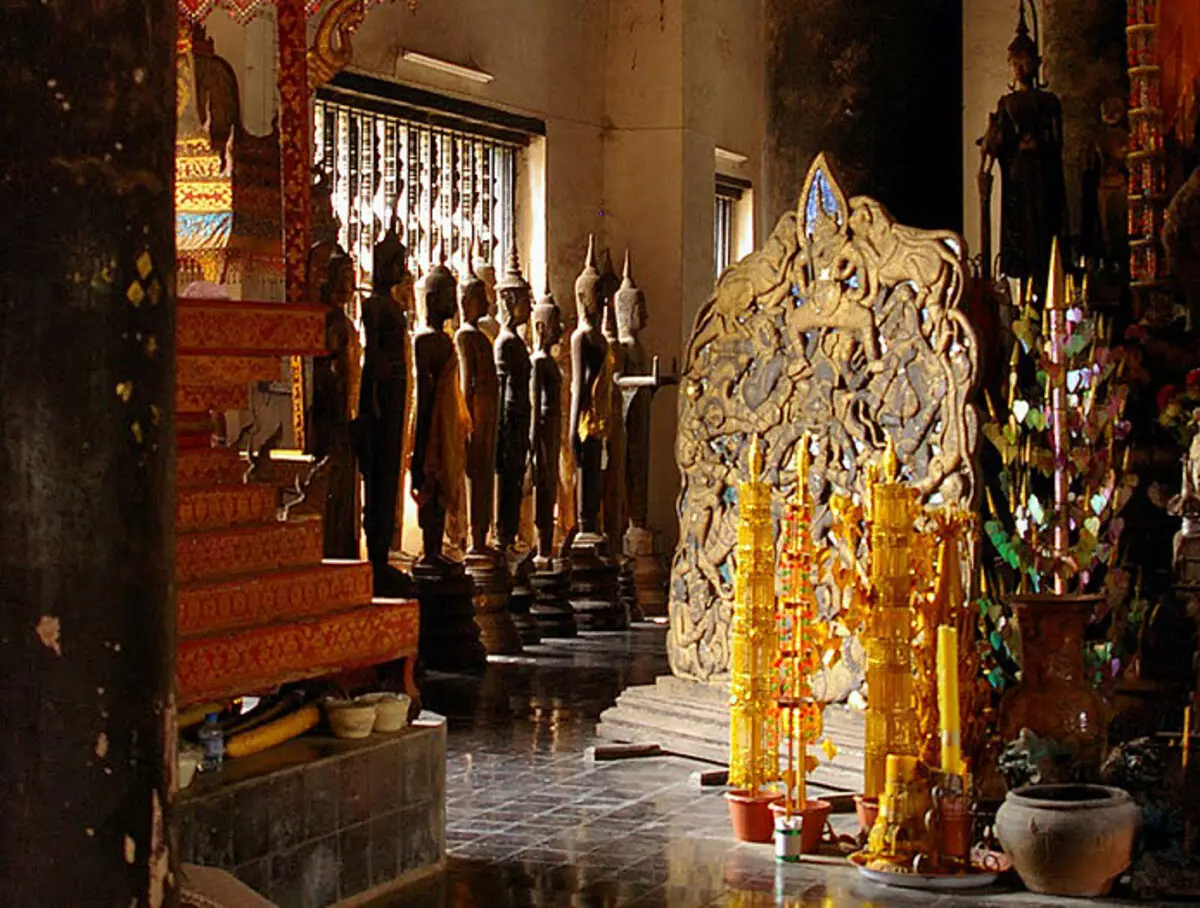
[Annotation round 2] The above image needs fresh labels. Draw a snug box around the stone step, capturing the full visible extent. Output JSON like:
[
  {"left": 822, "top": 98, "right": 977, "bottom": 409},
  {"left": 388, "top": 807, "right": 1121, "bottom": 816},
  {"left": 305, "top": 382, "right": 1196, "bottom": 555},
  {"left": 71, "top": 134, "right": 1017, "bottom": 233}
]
[
  {"left": 596, "top": 677, "right": 867, "bottom": 793},
  {"left": 177, "top": 597, "right": 419, "bottom": 706},
  {"left": 176, "top": 516, "right": 323, "bottom": 585},
  {"left": 179, "top": 560, "right": 373, "bottom": 637},
  {"left": 176, "top": 446, "right": 245, "bottom": 489},
  {"left": 177, "top": 483, "right": 277, "bottom": 533},
  {"left": 594, "top": 712, "right": 863, "bottom": 792}
]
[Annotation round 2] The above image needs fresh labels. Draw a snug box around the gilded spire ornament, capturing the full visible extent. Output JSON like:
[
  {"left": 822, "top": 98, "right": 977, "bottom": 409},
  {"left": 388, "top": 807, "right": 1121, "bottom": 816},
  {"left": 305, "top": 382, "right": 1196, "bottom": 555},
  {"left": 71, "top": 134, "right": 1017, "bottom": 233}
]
[
  {"left": 863, "top": 437, "right": 920, "bottom": 798},
  {"left": 728, "top": 435, "right": 779, "bottom": 798},
  {"left": 777, "top": 435, "right": 831, "bottom": 820}
]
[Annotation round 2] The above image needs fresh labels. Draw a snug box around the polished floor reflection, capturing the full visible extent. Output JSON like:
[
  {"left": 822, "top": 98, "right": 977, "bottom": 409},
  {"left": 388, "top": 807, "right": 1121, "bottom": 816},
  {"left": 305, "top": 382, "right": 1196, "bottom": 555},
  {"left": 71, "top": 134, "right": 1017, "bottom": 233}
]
[{"left": 373, "top": 626, "right": 1158, "bottom": 907}]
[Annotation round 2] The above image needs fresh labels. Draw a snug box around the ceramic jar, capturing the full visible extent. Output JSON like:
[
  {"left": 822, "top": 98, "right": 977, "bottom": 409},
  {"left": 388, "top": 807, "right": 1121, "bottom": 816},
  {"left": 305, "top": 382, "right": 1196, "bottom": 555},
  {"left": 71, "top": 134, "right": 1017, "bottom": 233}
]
[
  {"left": 1001, "top": 593, "right": 1107, "bottom": 779},
  {"left": 995, "top": 783, "right": 1141, "bottom": 897}
]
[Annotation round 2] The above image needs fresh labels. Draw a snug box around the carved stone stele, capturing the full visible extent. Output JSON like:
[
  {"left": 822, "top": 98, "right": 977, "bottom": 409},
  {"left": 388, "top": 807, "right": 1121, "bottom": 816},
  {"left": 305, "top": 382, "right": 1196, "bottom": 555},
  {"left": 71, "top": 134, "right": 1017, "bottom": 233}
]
[{"left": 668, "top": 154, "right": 979, "bottom": 685}]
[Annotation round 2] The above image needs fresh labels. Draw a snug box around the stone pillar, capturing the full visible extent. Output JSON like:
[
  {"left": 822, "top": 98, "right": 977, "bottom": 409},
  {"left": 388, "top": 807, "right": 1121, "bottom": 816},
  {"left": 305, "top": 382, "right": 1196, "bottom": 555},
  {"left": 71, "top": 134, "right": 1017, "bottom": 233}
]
[
  {"left": 0, "top": 2, "right": 178, "bottom": 905},
  {"left": 764, "top": 0, "right": 963, "bottom": 232}
]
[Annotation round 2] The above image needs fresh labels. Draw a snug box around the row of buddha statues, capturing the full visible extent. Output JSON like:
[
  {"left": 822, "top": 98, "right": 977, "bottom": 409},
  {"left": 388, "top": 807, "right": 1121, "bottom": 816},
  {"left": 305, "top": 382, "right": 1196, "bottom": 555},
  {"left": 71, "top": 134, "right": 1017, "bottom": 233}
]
[{"left": 307, "top": 221, "right": 674, "bottom": 651}]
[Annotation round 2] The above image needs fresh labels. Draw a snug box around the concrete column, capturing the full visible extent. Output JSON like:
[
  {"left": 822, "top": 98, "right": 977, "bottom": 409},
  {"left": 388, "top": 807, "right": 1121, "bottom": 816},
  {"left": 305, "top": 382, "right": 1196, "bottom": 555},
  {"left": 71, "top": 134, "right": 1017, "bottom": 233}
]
[
  {"left": 0, "top": 1, "right": 178, "bottom": 905},
  {"left": 764, "top": 0, "right": 963, "bottom": 232}
]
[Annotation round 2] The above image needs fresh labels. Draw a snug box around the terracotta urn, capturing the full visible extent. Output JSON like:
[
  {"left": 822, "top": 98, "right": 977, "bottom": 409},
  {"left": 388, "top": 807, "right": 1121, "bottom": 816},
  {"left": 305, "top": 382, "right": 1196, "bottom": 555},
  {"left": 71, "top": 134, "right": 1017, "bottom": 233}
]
[
  {"left": 770, "top": 798, "right": 832, "bottom": 855},
  {"left": 995, "top": 784, "right": 1141, "bottom": 897},
  {"left": 1001, "top": 593, "right": 1107, "bottom": 779},
  {"left": 725, "top": 789, "right": 779, "bottom": 843}
]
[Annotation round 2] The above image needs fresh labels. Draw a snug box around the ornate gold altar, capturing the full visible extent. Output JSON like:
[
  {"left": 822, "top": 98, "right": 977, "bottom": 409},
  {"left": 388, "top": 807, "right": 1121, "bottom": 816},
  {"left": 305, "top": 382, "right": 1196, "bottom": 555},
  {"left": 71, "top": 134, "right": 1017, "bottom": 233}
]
[{"left": 669, "top": 154, "right": 980, "bottom": 687}]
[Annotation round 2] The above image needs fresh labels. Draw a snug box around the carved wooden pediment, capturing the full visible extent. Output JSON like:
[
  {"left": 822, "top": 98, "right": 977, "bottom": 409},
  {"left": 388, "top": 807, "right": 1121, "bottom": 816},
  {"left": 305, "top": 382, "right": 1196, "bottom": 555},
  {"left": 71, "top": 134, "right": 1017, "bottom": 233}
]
[{"left": 669, "top": 154, "right": 979, "bottom": 685}]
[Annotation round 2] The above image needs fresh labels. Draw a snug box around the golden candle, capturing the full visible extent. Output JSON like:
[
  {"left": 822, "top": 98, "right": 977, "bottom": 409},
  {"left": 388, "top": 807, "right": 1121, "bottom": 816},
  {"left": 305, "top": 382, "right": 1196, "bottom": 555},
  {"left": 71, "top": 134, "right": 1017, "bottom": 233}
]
[
  {"left": 936, "top": 624, "right": 963, "bottom": 776},
  {"left": 1184, "top": 707, "right": 1192, "bottom": 771}
]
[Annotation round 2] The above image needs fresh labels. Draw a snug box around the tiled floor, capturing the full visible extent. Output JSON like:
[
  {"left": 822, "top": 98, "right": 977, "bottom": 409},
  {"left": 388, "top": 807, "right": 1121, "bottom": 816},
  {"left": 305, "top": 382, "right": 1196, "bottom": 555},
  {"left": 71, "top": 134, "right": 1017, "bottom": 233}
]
[{"left": 374, "top": 625, "right": 1165, "bottom": 907}]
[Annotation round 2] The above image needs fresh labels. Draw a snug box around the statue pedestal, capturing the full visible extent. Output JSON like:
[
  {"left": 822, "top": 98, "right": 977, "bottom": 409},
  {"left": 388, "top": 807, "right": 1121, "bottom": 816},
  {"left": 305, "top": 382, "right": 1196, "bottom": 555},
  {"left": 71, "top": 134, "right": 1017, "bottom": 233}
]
[
  {"left": 464, "top": 552, "right": 522, "bottom": 656},
  {"left": 505, "top": 549, "right": 541, "bottom": 647},
  {"left": 624, "top": 526, "right": 669, "bottom": 619},
  {"left": 414, "top": 560, "right": 487, "bottom": 672},
  {"left": 1175, "top": 528, "right": 1200, "bottom": 585},
  {"left": 617, "top": 554, "right": 641, "bottom": 623},
  {"left": 530, "top": 559, "right": 575, "bottom": 638},
  {"left": 568, "top": 532, "right": 624, "bottom": 631}
]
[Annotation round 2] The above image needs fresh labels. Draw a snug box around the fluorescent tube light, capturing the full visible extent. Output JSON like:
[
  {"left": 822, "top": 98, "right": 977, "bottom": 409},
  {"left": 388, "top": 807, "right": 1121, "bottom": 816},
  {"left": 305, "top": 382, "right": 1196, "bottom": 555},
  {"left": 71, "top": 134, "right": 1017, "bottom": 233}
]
[{"left": 400, "top": 50, "right": 493, "bottom": 84}]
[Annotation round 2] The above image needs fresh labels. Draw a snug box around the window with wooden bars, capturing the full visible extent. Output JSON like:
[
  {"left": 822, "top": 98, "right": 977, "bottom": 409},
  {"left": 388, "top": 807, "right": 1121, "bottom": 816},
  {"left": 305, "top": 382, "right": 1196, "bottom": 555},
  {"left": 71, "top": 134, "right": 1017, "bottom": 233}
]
[
  {"left": 714, "top": 174, "right": 751, "bottom": 280},
  {"left": 313, "top": 82, "right": 529, "bottom": 315}
]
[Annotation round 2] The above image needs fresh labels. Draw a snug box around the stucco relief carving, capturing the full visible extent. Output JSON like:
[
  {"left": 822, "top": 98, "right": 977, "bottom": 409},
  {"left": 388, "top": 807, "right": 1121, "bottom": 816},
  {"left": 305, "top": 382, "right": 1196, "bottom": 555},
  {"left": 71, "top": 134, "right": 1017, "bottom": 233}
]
[{"left": 668, "top": 154, "right": 979, "bottom": 685}]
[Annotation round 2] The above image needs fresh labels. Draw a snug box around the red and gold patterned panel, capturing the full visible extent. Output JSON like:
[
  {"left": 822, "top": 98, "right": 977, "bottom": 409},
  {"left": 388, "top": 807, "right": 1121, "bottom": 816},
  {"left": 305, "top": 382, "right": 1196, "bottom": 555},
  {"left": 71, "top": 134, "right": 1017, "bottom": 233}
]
[
  {"left": 176, "top": 600, "right": 420, "bottom": 706},
  {"left": 177, "top": 380, "right": 254, "bottom": 416},
  {"left": 178, "top": 298, "right": 325, "bottom": 356},
  {"left": 179, "top": 561, "right": 372, "bottom": 636},
  {"left": 176, "top": 516, "right": 323, "bottom": 585},
  {"left": 178, "top": 352, "right": 284, "bottom": 388},
  {"left": 178, "top": 484, "right": 277, "bottom": 532},
  {"left": 177, "top": 447, "right": 245, "bottom": 489}
]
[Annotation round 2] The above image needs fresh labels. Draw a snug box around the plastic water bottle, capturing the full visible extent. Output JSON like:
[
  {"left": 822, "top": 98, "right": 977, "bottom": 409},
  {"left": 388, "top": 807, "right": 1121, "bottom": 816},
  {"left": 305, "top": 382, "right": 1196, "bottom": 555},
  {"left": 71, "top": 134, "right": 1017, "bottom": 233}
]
[{"left": 198, "top": 713, "right": 224, "bottom": 772}]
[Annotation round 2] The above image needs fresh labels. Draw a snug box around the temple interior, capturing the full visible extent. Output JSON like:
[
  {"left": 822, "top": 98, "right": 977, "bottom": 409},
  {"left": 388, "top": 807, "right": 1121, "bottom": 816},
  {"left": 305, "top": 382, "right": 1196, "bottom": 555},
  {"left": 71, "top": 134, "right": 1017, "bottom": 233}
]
[{"left": 12, "top": 0, "right": 1200, "bottom": 905}]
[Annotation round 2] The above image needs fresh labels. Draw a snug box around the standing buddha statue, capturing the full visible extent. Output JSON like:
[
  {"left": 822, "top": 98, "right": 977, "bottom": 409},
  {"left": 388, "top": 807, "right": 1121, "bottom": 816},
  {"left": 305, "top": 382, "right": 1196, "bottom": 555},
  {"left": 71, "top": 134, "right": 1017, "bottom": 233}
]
[
  {"left": 493, "top": 246, "right": 534, "bottom": 553},
  {"left": 570, "top": 236, "right": 611, "bottom": 542},
  {"left": 978, "top": 0, "right": 1067, "bottom": 285},
  {"left": 599, "top": 248, "right": 625, "bottom": 548},
  {"left": 311, "top": 248, "right": 362, "bottom": 559},
  {"left": 357, "top": 225, "right": 413, "bottom": 594},
  {"left": 411, "top": 255, "right": 470, "bottom": 572},
  {"left": 455, "top": 260, "right": 499, "bottom": 558},
  {"left": 531, "top": 280, "right": 564, "bottom": 568}
]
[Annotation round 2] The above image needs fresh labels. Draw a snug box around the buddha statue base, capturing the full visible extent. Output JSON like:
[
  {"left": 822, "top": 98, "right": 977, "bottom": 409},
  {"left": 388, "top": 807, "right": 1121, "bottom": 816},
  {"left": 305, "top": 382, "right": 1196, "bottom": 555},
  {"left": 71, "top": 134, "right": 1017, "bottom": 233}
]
[
  {"left": 568, "top": 533, "right": 625, "bottom": 631},
  {"left": 505, "top": 548, "right": 541, "bottom": 647},
  {"left": 413, "top": 559, "right": 487, "bottom": 672},
  {"left": 530, "top": 559, "right": 576, "bottom": 638},
  {"left": 618, "top": 553, "right": 641, "bottom": 623},
  {"left": 623, "top": 526, "right": 668, "bottom": 619},
  {"left": 464, "top": 551, "right": 522, "bottom": 656}
]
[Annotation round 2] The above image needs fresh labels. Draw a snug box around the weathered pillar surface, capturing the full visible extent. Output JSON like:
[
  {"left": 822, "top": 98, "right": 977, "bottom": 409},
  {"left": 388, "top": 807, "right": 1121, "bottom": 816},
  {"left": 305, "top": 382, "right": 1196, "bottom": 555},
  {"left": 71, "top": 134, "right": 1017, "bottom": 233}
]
[
  {"left": 0, "top": 2, "right": 178, "bottom": 905},
  {"left": 764, "top": 0, "right": 963, "bottom": 233}
]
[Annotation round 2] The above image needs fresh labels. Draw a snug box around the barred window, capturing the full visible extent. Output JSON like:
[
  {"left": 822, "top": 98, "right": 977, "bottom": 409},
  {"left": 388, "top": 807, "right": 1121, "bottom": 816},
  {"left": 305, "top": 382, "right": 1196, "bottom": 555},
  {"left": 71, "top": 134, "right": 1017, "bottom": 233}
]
[
  {"left": 714, "top": 174, "right": 751, "bottom": 280},
  {"left": 714, "top": 192, "right": 734, "bottom": 279},
  {"left": 313, "top": 79, "right": 531, "bottom": 313}
]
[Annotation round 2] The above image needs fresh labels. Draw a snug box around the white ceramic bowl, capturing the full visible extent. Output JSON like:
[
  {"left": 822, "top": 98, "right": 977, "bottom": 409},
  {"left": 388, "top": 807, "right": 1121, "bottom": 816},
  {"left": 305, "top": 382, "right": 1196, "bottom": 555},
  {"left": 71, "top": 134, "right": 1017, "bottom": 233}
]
[
  {"left": 323, "top": 698, "right": 377, "bottom": 739},
  {"left": 356, "top": 692, "right": 411, "bottom": 732}
]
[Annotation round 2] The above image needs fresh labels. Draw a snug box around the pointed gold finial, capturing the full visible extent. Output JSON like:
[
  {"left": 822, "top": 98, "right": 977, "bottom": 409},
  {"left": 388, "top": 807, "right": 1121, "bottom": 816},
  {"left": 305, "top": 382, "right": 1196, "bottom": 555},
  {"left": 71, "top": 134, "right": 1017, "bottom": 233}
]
[
  {"left": 795, "top": 436, "right": 811, "bottom": 503},
  {"left": 881, "top": 435, "right": 898, "bottom": 482},
  {"left": 1046, "top": 236, "right": 1066, "bottom": 313},
  {"left": 748, "top": 434, "right": 764, "bottom": 479}
]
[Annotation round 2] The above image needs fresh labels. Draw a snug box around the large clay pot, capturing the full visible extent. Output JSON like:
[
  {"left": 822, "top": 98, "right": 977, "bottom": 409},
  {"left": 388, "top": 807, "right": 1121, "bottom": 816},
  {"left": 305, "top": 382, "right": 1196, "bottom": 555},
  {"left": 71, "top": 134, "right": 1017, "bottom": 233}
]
[
  {"left": 1001, "top": 593, "right": 1107, "bottom": 780},
  {"left": 725, "top": 789, "right": 778, "bottom": 843},
  {"left": 770, "top": 798, "right": 832, "bottom": 854},
  {"left": 995, "top": 784, "right": 1141, "bottom": 897}
]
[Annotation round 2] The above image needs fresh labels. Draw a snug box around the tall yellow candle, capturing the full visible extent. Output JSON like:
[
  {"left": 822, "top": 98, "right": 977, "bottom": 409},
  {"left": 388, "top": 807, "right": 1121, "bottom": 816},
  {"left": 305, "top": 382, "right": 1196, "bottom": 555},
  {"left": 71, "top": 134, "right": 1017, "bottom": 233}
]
[{"left": 936, "top": 624, "right": 963, "bottom": 776}]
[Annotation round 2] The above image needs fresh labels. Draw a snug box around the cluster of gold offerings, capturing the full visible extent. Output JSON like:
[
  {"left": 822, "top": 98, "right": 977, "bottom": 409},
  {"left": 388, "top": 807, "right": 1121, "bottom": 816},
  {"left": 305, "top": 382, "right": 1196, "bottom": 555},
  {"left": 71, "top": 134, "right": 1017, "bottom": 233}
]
[
  {"left": 728, "top": 432, "right": 979, "bottom": 873},
  {"left": 847, "top": 443, "right": 977, "bottom": 875}
]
